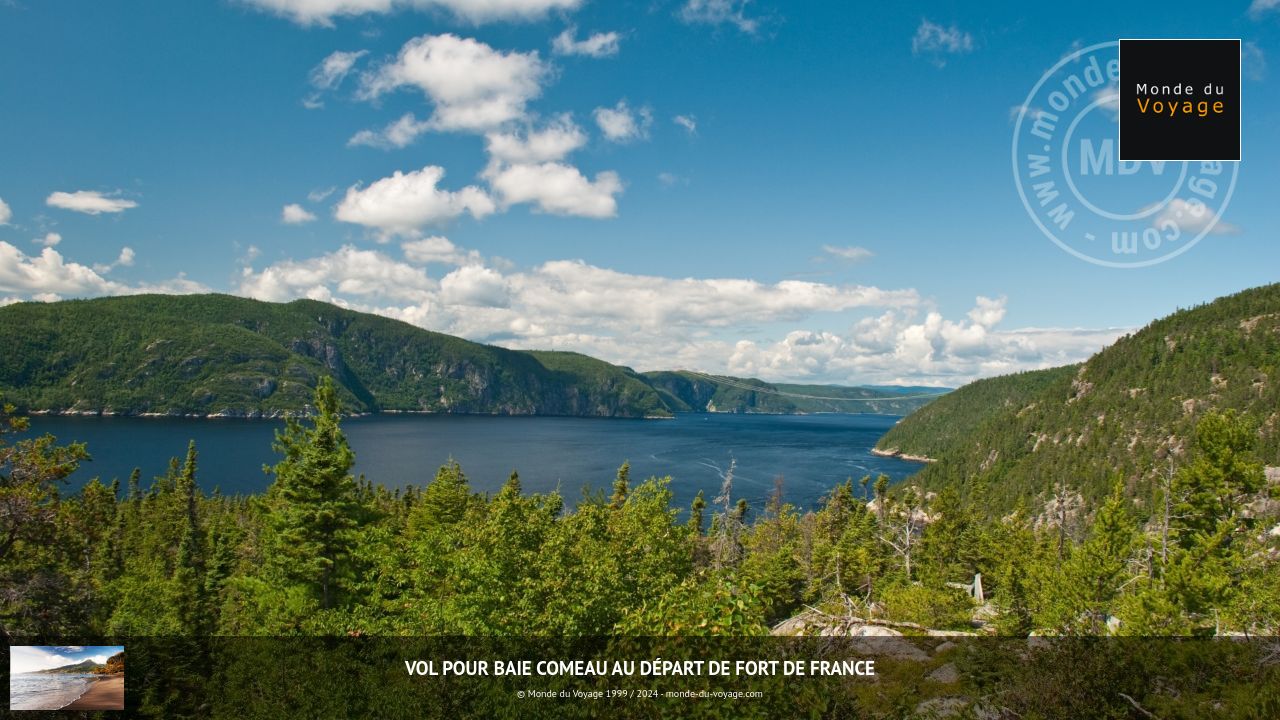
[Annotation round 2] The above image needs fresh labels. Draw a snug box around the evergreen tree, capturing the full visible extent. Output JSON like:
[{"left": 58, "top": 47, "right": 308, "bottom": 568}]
[
  {"left": 1059, "top": 481, "right": 1136, "bottom": 634},
  {"left": 0, "top": 399, "right": 90, "bottom": 638},
  {"left": 1123, "top": 411, "right": 1268, "bottom": 634},
  {"left": 264, "top": 377, "right": 359, "bottom": 610},
  {"left": 688, "top": 490, "right": 706, "bottom": 536},
  {"left": 411, "top": 460, "right": 471, "bottom": 534},
  {"left": 609, "top": 461, "right": 630, "bottom": 509},
  {"left": 172, "top": 441, "right": 208, "bottom": 632},
  {"left": 1170, "top": 410, "right": 1265, "bottom": 546}
]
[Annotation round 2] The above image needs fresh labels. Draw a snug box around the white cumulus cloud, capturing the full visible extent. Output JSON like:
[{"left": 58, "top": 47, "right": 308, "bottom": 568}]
[
  {"left": 35, "top": 232, "right": 62, "bottom": 247},
  {"left": 680, "top": 0, "right": 759, "bottom": 33},
  {"left": 1250, "top": 0, "right": 1280, "bottom": 18},
  {"left": 552, "top": 26, "right": 621, "bottom": 57},
  {"left": 233, "top": 240, "right": 1120, "bottom": 385},
  {"left": 485, "top": 162, "right": 621, "bottom": 217},
  {"left": 347, "top": 113, "right": 433, "bottom": 149},
  {"left": 239, "top": 244, "right": 436, "bottom": 304},
  {"left": 335, "top": 165, "right": 495, "bottom": 238},
  {"left": 310, "top": 49, "right": 368, "bottom": 89},
  {"left": 94, "top": 247, "right": 137, "bottom": 273},
  {"left": 1244, "top": 41, "right": 1267, "bottom": 81},
  {"left": 304, "top": 49, "right": 368, "bottom": 108},
  {"left": 402, "top": 235, "right": 478, "bottom": 265},
  {"left": 242, "top": 0, "right": 583, "bottom": 26},
  {"left": 484, "top": 114, "right": 587, "bottom": 164},
  {"left": 282, "top": 203, "right": 318, "bottom": 224},
  {"left": 440, "top": 264, "right": 510, "bottom": 306},
  {"left": 673, "top": 114, "right": 697, "bottom": 135},
  {"left": 308, "top": 187, "right": 336, "bottom": 203},
  {"left": 593, "top": 100, "right": 652, "bottom": 143},
  {"left": 0, "top": 242, "right": 203, "bottom": 299},
  {"left": 46, "top": 191, "right": 138, "bottom": 215},
  {"left": 0, "top": 197, "right": 10, "bottom": 225},
  {"left": 912, "top": 19, "right": 973, "bottom": 66},
  {"left": 727, "top": 297, "right": 1122, "bottom": 386},
  {"left": 1149, "top": 198, "right": 1240, "bottom": 236},
  {"left": 821, "top": 245, "right": 873, "bottom": 263},
  {"left": 359, "top": 34, "right": 549, "bottom": 133}
]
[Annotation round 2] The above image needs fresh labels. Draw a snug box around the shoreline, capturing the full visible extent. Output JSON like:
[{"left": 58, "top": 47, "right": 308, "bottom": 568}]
[
  {"left": 61, "top": 674, "right": 124, "bottom": 711},
  {"left": 21, "top": 408, "right": 915, "bottom": 421},
  {"left": 870, "top": 447, "right": 936, "bottom": 463}
]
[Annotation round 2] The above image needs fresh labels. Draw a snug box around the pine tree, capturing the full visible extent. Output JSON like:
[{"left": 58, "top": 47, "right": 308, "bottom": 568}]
[
  {"left": 503, "top": 470, "right": 521, "bottom": 497},
  {"left": 1127, "top": 411, "right": 1267, "bottom": 634},
  {"left": 687, "top": 490, "right": 706, "bottom": 536},
  {"left": 1170, "top": 410, "right": 1265, "bottom": 547},
  {"left": 1061, "top": 481, "right": 1135, "bottom": 634},
  {"left": 172, "top": 441, "right": 207, "bottom": 632},
  {"left": 411, "top": 460, "right": 471, "bottom": 533},
  {"left": 610, "top": 461, "right": 631, "bottom": 509},
  {"left": 0, "top": 399, "right": 90, "bottom": 637},
  {"left": 264, "top": 377, "right": 359, "bottom": 610}
]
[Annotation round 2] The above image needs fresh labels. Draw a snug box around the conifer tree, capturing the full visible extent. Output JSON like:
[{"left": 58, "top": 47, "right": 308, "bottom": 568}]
[
  {"left": 610, "top": 461, "right": 631, "bottom": 509},
  {"left": 173, "top": 441, "right": 207, "bottom": 632},
  {"left": 1170, "top": 410, "right": 1265, "bottom": 546},
  {"left": 1060, "top": 481, "right": 1135, "bottom": 634},
  {"left": 688, "top": 490, "right": 706, "bottom": 536},
  {"left": 264, "top": 377, "right": 359, "bottom": 610},
  {"left": 412, "top": 460, "right": 471, "bottom": 533}
]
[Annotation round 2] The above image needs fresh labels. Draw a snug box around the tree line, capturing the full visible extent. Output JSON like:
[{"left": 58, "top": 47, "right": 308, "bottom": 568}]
[{"left": 2, "top": 378, "right": 1277, "bottom": 643}]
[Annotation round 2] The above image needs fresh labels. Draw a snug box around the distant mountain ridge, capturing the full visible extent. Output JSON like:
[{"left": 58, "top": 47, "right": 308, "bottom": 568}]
[
  {"left": 0, "top": 294, "right": 942, "bottom": 419},
  {"left": 36, "top": 660, "right": 103, "bottom": 674},
  {"left": 644, "top": 371, "right": 946, "bottom": 415},
  {"left": 877, "top": 283, "right": 1280, "bottom": 510}
]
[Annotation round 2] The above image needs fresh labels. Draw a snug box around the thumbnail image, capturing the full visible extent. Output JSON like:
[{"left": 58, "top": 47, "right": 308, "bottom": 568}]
[{"left": 9, "top": 646, "right": 124, "bottom": 711}]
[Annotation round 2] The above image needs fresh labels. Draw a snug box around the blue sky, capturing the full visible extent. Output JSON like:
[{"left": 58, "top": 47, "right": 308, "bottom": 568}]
[
  {"left": 1, "top": 0, "right": 1277, "bottom": 385},
  {"left": 10, "top": 646, "right": 124, "bottom": 674}
]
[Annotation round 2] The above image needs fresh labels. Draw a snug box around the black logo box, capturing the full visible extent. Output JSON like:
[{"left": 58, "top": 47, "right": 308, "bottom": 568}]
[{"left": 1119, "top": 39, "right": 1241, "bottom": 162}]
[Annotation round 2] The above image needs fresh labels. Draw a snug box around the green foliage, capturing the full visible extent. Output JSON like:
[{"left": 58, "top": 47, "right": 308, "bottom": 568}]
[
  {"left": 878, "top": 582, "right": 973, "bottom": 630},
  {"left": 0, "top": 294, "right": 940, "bottom": 421},
  {"left": 0, "top": 398, "right": 92, "bottom": 637},
  {"left": 263, "top": 377, "right": 360, "bottom": 611},
  {"left": 1119, "top": 410, "right": 1271, "bottom": 635},
  {"left": 643, "top": 370, "right": 943, "bottom": 415},
  {"left": 3, "top": 385, "right": 1276, "bottom": 649},
  {"left": 879, "top": 282, "right": 1280, "bottom": 512},
  {"left": 1037, "top": 482, "right": 1138, "bottom": 635},
  {"left": 609, "top": 460, "right": 630, "bottom": 509},
  {"left": 410, "top": 460, "right": 473, "bottom": 534},
  {"left": 1170, "top": 409, "right": 1265, "bottom": 544},
  {"left": 0, "top": 294, "right": 676, "bottom": 418},
  {"left": 4, "top": 286, "right": 1280, "bottom": 717},
  {"left": 614, "top": 573, "right": 769, "bottom": 635},
  {"left": 876, "top": 365, "right": 1073, "bottom": 462}
]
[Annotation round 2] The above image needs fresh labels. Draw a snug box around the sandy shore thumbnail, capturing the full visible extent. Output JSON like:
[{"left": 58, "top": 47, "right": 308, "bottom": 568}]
[{"left": 63, "top": 675, "right": 124, "bottom": 711}]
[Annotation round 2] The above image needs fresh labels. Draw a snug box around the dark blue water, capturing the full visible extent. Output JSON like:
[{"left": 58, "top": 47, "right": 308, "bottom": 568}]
[{"left": 26, "top": 413, "right": 921, "bottom": 511}]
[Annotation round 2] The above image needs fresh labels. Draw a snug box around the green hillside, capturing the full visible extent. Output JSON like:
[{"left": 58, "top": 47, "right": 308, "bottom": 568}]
[
  {"left": 0, "top": 294, "right": 933, "bottom": 419},
  {"left": 879, "top": 283, "right": 1280, "bottom": 509},
  {"left": 38, "top": 660, "right": 103, "bottom": 674},
  {"left": 875, "top": 365, "right": 1077, "bottom": 460},
  {"left": 0, "top": 294, "right": 671, "bottom": 418},
  {"left": 643, "top": 371, "right": 944, "bottom": 415}
]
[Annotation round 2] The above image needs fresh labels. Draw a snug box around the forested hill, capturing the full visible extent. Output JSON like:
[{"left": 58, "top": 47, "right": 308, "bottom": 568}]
[
  {"left": 874, "top": 366, "right": 1078, "bottom": 460},
  {"left": 37, "top": 660, "right": 102, "bottom": 674},
  {"left": 643, "top": 371, "right": 946, "bottom": 415},
  {"left": 0, "top": 294, "right": 936, "bottom": 418},
  {"left": 877, "top": 282, "right": 1280, "bottom": 509}
]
